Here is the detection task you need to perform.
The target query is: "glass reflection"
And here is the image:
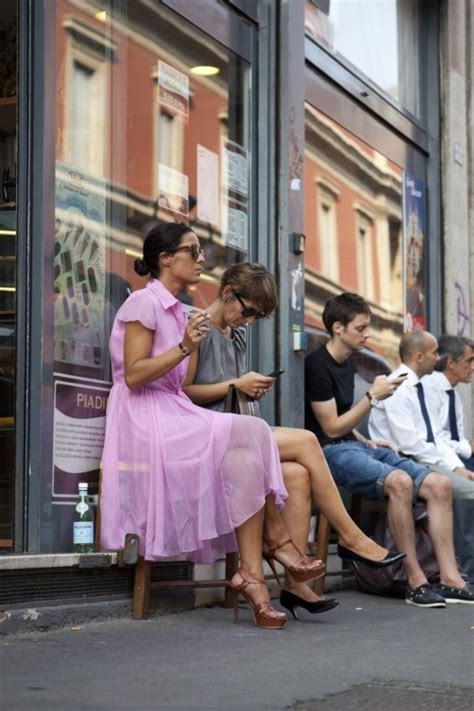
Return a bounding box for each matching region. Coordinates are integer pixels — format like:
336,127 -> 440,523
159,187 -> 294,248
305,0 -> 421,118
304,103 -> 403,367
50,0 -> 251,550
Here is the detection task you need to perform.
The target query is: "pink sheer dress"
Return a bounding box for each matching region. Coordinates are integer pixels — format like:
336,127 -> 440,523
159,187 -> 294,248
100,279 -> 287,563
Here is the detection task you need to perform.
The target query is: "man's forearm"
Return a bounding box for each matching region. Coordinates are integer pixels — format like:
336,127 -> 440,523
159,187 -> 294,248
325,396 -> 372,438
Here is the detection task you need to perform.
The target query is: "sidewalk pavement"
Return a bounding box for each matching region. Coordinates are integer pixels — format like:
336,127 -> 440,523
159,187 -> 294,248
1,589 -> 473,710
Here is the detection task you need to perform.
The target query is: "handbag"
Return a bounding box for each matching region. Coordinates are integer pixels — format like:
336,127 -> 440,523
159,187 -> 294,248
225,384 -> 261,417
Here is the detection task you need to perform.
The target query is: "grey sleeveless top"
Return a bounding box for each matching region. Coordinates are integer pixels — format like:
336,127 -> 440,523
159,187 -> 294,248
194,325 -> 246,412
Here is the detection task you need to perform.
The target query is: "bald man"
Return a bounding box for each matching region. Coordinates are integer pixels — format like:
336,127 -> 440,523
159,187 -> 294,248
368,330 -> 474,499
369,330 -> 474,583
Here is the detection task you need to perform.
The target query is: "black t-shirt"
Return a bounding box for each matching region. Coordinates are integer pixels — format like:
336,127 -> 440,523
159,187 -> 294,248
304,345 -> 356,447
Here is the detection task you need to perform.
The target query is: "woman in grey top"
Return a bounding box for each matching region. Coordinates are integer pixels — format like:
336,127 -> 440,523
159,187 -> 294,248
184,263 -> 404,618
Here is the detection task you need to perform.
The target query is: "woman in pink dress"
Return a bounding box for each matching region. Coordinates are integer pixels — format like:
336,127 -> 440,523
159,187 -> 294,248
100,222 -> 323,629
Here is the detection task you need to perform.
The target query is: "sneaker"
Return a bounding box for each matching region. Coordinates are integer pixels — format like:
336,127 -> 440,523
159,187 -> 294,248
435,583 -> 474,604
405,584 -> 446,608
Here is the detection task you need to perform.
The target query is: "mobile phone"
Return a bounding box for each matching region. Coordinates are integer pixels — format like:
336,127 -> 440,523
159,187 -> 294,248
266,369 -> 285,378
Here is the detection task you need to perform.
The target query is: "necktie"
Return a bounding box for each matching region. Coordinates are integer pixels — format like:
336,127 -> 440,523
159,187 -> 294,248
415,382 -> 435,443
447,389 -> 460,441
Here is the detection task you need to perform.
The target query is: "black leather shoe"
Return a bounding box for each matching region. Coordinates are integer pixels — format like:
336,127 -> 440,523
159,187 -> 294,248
337,544 -> 406,569
280,589 -> 339,619
434,583 -> 474,604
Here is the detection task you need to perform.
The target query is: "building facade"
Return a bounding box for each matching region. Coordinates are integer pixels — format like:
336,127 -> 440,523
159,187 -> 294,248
0,0 -> 472,590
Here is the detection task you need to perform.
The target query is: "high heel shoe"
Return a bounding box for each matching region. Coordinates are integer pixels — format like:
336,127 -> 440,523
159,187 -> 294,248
337,543 -> 406,569
280,589 -> 339,620
263,538 -> 325,584
229,569 -> 287,630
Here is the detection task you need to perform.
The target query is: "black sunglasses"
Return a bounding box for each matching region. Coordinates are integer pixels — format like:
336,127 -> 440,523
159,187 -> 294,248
233,291 -> 267,320
171,245 -> 205,261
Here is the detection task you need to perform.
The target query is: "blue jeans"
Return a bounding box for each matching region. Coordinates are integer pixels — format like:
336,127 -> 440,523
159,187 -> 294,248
323,441 -> 430,502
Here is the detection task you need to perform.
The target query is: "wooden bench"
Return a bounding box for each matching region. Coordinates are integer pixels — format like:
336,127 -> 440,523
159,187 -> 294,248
95,466 -> 237,620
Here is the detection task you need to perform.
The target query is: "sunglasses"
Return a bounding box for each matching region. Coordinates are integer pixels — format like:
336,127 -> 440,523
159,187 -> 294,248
171,245 -> 205,261
233,291 -> 267,320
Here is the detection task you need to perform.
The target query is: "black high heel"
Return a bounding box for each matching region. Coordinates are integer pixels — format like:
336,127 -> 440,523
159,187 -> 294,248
280,589 -> 339,619
337,544 -> 406,569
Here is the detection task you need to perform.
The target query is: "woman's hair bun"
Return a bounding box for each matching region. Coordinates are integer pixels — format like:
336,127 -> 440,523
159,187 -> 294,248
134,258 -> 150,276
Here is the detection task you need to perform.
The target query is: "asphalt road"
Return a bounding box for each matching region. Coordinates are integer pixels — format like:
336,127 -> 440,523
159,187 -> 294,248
1,590 -> 473,710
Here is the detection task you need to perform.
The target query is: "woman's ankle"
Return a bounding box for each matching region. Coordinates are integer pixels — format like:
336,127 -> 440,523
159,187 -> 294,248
283,580 -> 320,601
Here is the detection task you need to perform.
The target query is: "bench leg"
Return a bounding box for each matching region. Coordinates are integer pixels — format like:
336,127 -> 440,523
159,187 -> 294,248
224,552 -> 238,608
314,513 -> 330,595
132,556 -> 151,620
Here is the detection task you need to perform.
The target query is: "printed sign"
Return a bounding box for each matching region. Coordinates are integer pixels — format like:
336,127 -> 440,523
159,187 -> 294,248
158,163 -> 189,220
158,60 -> 189,118
54,163 -> 106,369
52,378 -> 110,498
403,172 -> 426,331
220,138 -> 249,252
197,144 -> 219,226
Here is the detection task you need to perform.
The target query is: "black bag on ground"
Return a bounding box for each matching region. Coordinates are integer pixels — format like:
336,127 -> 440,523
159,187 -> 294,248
352,505 -> 441,598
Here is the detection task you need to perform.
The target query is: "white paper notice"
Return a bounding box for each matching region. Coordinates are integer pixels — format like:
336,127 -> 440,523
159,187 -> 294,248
158,60 -> 189,118
220,138 -> 249,252
221,196 -> 248,252
221,138 -> 248,197
158,164 -> 189,219
197,145 -> 219,226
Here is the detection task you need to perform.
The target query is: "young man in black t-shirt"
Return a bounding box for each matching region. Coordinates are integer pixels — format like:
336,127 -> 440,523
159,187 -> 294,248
304,292 -> 471,607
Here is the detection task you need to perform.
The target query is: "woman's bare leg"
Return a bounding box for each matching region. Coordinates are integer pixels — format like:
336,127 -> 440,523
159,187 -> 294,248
273,427 -> 390,561
263,489 -> 324,575
279,462 -> 312,553
278,462 -> 323,602
234,506 -> 270,607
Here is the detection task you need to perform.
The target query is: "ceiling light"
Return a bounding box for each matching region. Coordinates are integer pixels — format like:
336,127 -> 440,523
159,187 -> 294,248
190,65 -> 219,76
95,11 -> 107,22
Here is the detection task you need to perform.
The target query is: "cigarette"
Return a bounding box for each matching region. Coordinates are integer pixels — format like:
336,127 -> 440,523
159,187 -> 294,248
186,306 -> 209,318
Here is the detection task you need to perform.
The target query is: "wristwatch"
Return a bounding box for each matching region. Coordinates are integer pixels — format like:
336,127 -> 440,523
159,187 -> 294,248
178,342 -> 189,357
365,390 -> 379,407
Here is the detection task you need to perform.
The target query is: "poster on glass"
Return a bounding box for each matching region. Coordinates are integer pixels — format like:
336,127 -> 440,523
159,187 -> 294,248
403,172 -> 426,332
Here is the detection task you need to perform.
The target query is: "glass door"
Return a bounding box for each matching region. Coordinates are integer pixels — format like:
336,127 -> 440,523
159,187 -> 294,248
304,67 -> 427,374
42,0 -> 254,551
0,0 -> 17,551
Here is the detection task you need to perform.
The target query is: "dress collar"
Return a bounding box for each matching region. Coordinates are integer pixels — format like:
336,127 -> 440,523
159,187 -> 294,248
146,278 -> 179,311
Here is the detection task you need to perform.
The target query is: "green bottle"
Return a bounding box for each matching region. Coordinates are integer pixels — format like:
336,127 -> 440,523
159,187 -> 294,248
73,482 -> 94,553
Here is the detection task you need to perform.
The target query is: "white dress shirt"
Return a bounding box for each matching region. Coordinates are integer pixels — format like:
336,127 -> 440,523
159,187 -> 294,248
368,364 -> 465,470
423,371 -> 472,460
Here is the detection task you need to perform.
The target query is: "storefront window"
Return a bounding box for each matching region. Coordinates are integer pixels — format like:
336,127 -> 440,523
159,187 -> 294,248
304,103 -> 404,367
0,0 -> 17,551
305,0 -> 422,118
46,0 -> 252,551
